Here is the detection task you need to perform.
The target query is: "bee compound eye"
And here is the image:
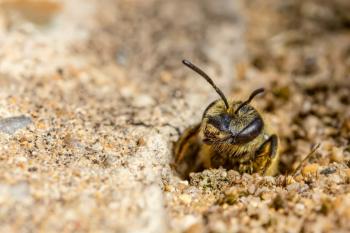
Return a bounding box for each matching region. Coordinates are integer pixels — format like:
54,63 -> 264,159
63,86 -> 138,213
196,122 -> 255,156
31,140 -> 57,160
207,113 -> 231,132
231,116 -> 264,144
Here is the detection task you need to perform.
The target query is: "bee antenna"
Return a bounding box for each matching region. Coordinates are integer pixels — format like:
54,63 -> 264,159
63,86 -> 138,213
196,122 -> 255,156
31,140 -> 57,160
182,59 -> 229,109
291,143 -> 320,177
235,88 -> 265,113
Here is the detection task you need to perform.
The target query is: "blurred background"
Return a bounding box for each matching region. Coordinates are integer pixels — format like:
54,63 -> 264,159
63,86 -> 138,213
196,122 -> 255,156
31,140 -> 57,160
0,0 -> 349,232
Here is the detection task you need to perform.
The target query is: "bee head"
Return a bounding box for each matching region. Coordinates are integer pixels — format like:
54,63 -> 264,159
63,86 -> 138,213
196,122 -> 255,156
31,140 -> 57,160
182,59 -> 265,145
202,99 -> 264,144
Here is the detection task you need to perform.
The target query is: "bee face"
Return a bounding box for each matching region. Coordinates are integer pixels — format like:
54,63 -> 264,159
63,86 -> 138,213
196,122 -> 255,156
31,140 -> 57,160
201,100 -> 264,145
175,60 -> 279,178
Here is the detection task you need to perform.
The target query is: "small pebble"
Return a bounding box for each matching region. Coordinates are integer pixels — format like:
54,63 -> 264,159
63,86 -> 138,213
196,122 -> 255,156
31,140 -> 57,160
301,163 -> 319,177
320,167 -> 337,175
137,137 -> 146,147
287,183 -> 301,192
248,184 -> 256,194
329,174 -> 342,184
184,223 -> 205,233
344,169 -> 350,178
179,194 -> 192,205
330,147 -> 344,162
132,94 -> 155,107
163,185 -> 175,192
160,71 -> 173,84
295,203 -> 305,215
15,156 -> 28,168
0,115 -> 32,135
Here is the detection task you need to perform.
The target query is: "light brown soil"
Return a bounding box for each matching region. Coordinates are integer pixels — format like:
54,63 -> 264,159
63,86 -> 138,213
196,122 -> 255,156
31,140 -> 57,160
0,0 -> 349,232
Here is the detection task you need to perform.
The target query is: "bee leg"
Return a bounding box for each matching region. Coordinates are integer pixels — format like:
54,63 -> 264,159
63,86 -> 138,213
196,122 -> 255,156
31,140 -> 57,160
174,123 -> 201,162
254,134 -> 279,176
238,160 -> 254,174
173,123 -> 202,178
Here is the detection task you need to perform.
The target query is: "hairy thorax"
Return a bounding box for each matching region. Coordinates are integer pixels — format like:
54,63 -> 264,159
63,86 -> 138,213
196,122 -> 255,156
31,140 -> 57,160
198,126 -> 272,172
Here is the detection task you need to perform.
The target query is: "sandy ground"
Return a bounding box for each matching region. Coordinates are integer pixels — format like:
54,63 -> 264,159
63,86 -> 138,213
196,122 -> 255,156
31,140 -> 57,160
0,0 -> 349,233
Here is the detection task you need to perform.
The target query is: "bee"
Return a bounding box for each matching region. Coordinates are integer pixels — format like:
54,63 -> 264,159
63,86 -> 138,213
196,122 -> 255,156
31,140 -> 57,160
174,60 -> 279,178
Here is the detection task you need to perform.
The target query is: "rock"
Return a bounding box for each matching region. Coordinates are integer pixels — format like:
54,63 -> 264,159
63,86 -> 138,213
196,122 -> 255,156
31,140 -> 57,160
330,147 -> 344,162
184,223 -> 206,233
301,163 -> 319,177
320,166 -> 337,175
132,94 -> 155,108
0,115 -> 32,135
179,194 -> 192,205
